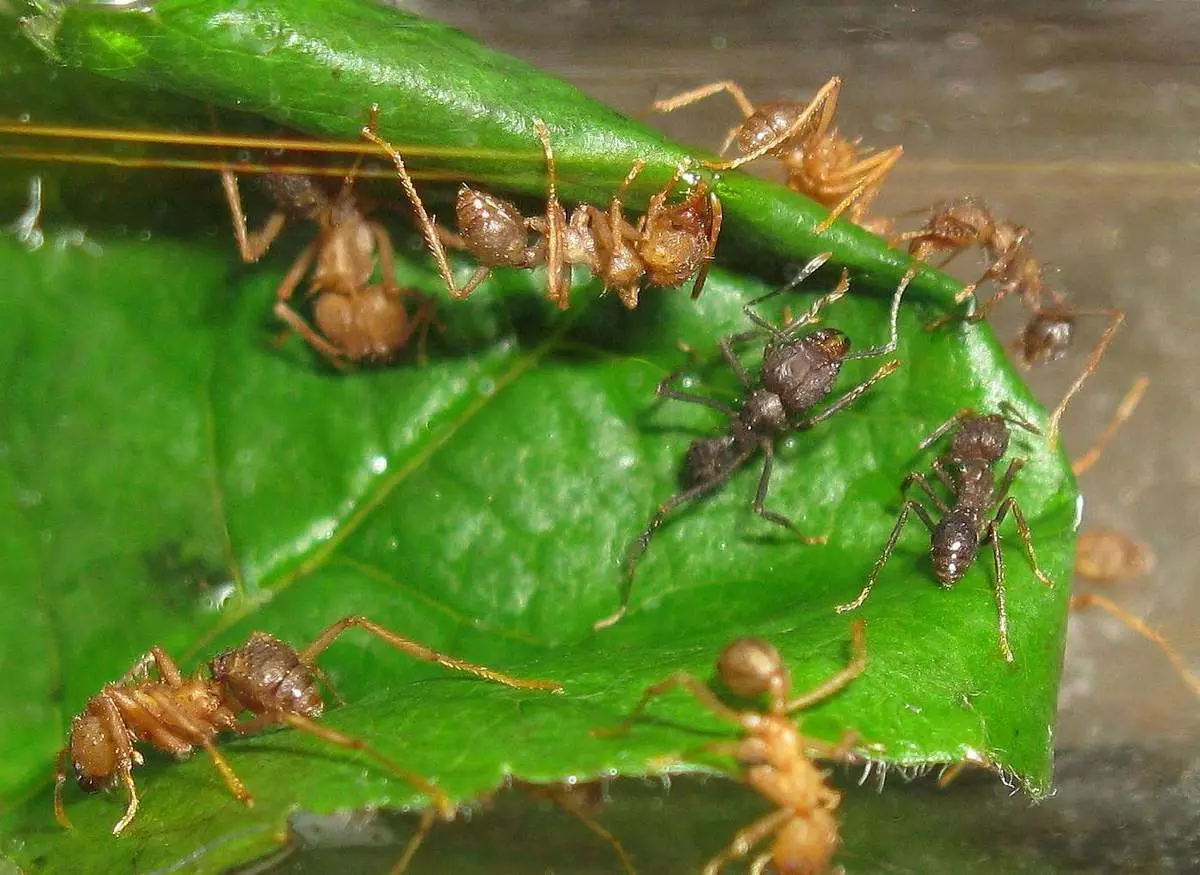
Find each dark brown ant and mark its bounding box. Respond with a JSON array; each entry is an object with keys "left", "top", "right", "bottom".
[
  {"left": 655, "top": 76, "right": 903, "bottom": 234},
  {"left": 596, "top": 621, "right": 867, "bottom": 874},
  {"left": 895, "top": 197, "right": 1124, "bottom": 442},
  {"left": 595, "top": 256, "right": 906, "bottom": 629},
  {"left": 836, "top": 403, "right": 1054, "bottom": 663},
  {"left": 363, "top": 116, "right": 721, "bottom": 311},
  {"left": 221, "top": 147, "right": 435, "bottom": 369},
  {"left": 53, "top": 615, "right": 562, "bottom": 837}
]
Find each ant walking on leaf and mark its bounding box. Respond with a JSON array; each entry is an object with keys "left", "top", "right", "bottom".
[
  {"left": 596, "top": 621, "right": 867, "bottom": 875},
  {"left": 363, "top": 110, "right": 722, "bottom": 311},
  {"left": 895, "top": 197, "right": 1124, "bottom": 443},
  {"left": 655, "top": 76, "right": 903, "bottom": 234},
  {"left": 53, "top": 616, "right": 562, "bottom": 837},
  {"left": 836, "top": 403, "right": 1054, "bottom": 664},
  {"left": 220, "top": 134, "right": 437, "bottom": 369},
  {"left": 596, "top": 256, "right": 907, "bottom": 629}
]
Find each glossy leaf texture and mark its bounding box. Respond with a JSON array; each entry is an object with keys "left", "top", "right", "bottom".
[
  {"left": 23, "top": 0, "right": 963, "bottom": 305},
  {"left": 0, "top": 4, "right": 1077, "bottom": 874}
]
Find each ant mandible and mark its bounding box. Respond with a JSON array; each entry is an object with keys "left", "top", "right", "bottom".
[
  {"left": 53, "top": 615, "right": 562, "bottom": 836},
  {"left": 596, "top": 620, "right": 867, "bottom": 875},
  {"left": 895, "top": 196, "right": 1124, "bottom": 442},
  {"left": 362, "top": 113, "right": 721, "bottom": 311},
  {"left": 836, "top": 404, "right": 1054, "bottom": 663},
  {"left": 595, "top": 256, "right": 907, "bottom": 629},
  {"left": 221, "top": 143, "right": 436, "bottom": 369},
  {"left": 655, "top": 76, "right": 903, "bottom": 234}
]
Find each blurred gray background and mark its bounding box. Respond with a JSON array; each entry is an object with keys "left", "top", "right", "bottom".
[{"left": 260, "top": 1, "right": 1200, "bottom": 872}]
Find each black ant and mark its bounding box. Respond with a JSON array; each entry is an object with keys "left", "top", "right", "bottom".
[
  {"left": 895, "top": 196, "right": 1124, "bottom": 442},
  {"left": 595, "top": 256, "right": 907, "bottom": 629},
  {"left": 54, "top": 615, "right": 562, "bottom": 837},
  {"left": 221, "top": 143, "right": 435, "bottom": 369},
  {"left": 363, "top": 114, "right": 721, "bottom": 311},
  {"left": 836, "top": 404, "right": 1054, "bottom": 663},
  {"left": 595, "top": 621, "right": 867, "bottom": 874},
  {"left": 655, "top": 76, "right": 903, "bottom": 234}
]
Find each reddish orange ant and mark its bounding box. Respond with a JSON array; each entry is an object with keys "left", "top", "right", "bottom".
[
  {"left": 597, "top": 621, "right": 867, "bottom": 874},
  {"left": 53, "top": 615, "right": 562, "bottom": 836},
  {"left": 362, "top": 114, "right": 722, "bottom": 311},
  {"left": 221, "top": 145, "right": 436, "bottom": 369},
  {"left": 895, "top": 196, "right": 1124, "bottom": 443},
  {"left": 655, "top": 76, "right": 902, "bottom": 234}
]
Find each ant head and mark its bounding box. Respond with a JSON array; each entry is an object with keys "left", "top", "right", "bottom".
[
  {"left": 1017, "top": 309, "right": 1074, "bottom": 366},
  {"left": 68, "top": 712, "right": 118, "bottom": 787},
  {"left": 950, "top": 415, "right": 1010, "bottom": 463},
  {"left": 808, "top": 328, "right": 851, "bottom": 362},
  {"left": 931, "top": 515, "right": 979, "bottom": 586},
  {"left": 717, "top": 638, "right": 786, "bottom": 699}
]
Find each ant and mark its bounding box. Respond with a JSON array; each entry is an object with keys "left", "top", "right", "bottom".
[
  {"left": 595, "top": 255, "right": 907, "bottom": 629},
  {"left": 362, "top": 114, "right": 722, "bottom": 311},
  {"left": 895, "top": 196, "right": 1124, "bottom": 442},
  {"left": 221, "top": 140, "right": 436, "bottom": 369},
  {"left": 655, "top": 76, "right": 903, "bottom": 234},
  {"left": 53, "top": 615, "right": 562, "bottom": 837},
  {"left": 595, "top": 620, "right": 867, "bottom": 875},
  {"left": 836, "top": 403, "right": 1054, "bottom": 664}
]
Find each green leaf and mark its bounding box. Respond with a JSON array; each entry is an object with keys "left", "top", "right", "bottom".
[{"left": 0, "top": 4, "right": 1076, "bottom": 873}]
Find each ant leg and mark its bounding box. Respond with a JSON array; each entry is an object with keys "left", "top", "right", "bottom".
[
  {"left": 385, "top": 807, "right": 438, "bottom": 875},
  {"left": 1071, "top": 594, "right": 1200, "bottom": 699},
  {"left": 280, "top": 712, "right": 454, "bottom": 817},
  {"left": 987, "top": 527, "right": 1015, "bottom": 664},
  {"left": 532, "top": 119, "right": 570, "bottom": 310},
  {"left": 911, "top": 465, "right": 952, "bottom": 508},
  {"left": 654, "top": 80, "right": 758, "bottom": 119},
  {"left": 274, "top": 300, "right": 349, "bottom": 371},
  {"left": 1071, "top": 376, "right": 1148, "bottom": 477},
  {"left": 992, "top": 498, "right": 1053, "bottom": 587},
  {"left": 369, "top": 220, "right": 400, "bottom": 293},
  {"left": 836, "top": 499, "right": 936, "bottom": 613},
  {"left": 700, "top": 808, "right": 792, "bottom": 875},
  {"left": 657, "top": 350, "right": 738, "bottom": 419},
  {"left": 690, "top": 190, "right": 724, "bottom": 300},
  {"left": 592, "top": 670, "right": 746, "bottom": 738},
  {"left": 89, "top": 696, "right": 141, "bottom": 835},
  {"left": 741, "top": 251, "right": 834, "bottom": 318},
  {"left": 1047, "top": 309, "right": 1126, "bottom": 446},
  {"left": 53, "top": 747, "right": 72, "bottom": 829},
  {"left": 796, "top": 359, "right": 901, "bottom": 428},
  {"left": 991, "top": 458, "right": 1026, "bottom": 507},
  {"left": 717, "top": 329, "right": 764, "bottom": 390},
  {"left": 219, "top": 168, "right": 287, "bottom": 263},
  {"left": 597, "top": 463, "right": 750, "bottom": 630},
  {"left": 199, "top": 738, "right": 254, "bottom": 807},
  {"left": 752, "top": 442, "right": 826, "bottom": 544},
  {"left": 361, "top": 119, "right": 481, "bottom": 301},
  {"left": 783, "top": 620, "right": 867, "bottom": 712},
  {"left": 813, "top": 145, "right": 904, "bottom": 234},
  {"left": 111, "top": 767, "right": 141, "bottom": 837},
  {"left": 298, "top": 616, "right": 562, "bottom": 692},
  {"left": 707, "top": 76, "right": 843, "bottom": 171},
  {"left": 803, "top": 729, "right": 862, "bottom": 761},
  {"left": 845, "top": 264, "right": 914, "bottom": 360},
  {"left": 534, "top": 785, "right": 636, "bottom": 875}
]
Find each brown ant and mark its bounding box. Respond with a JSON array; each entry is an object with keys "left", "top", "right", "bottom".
[
  {"left": 53, "top": 615, "right": 562, "bottom": 836},
  {"left": 596, "top": 620, "right": 867, "bottom": 874},
  {"left": 836, "top": 404, "right": 1054, "bottom": 663},
  {"left": 595, "top": 256, "right": 907, "bottom": 629},
  {"left": 362, "top": 115, "right": 722, "bottom": 310},
  {"left": 896, "top": 197, "right": 1124, "bottom": 442},
  {"left": 655, "top": 76, "right": 903, "bottom": 234},
  {"left": 221, "top": 144, "right": 435, "bottom": 369}
]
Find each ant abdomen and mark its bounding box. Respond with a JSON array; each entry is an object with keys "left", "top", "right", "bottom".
[
  {"left": 737, "top": 102, "right": 803, "bottom": 156},
  {"left": 454, "top": 185, "right": 535, "bottom": 267},
  {"left": 313, "top": 287, "right": 412, "bottom": 363},
  {"left": 717, "top": 638, "right": 784, "bottom": 698},
  {"left": 930, "top": 512, "right": 979, "bottom": 586},
  {"left": 1016, "top": 309, "right": 1074, "bottom": 366},
  {"left": 208, "top": 632, "right": 323, "bottom": 717},
  {"left": 772, "top": 808, "right": 840, "bottom": 875},
  {"left": 260, "top": 173, "right": 330, "bottom": 219},
  {"left": 682, "top": 436, "right": 738, "bottom": 488}
]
